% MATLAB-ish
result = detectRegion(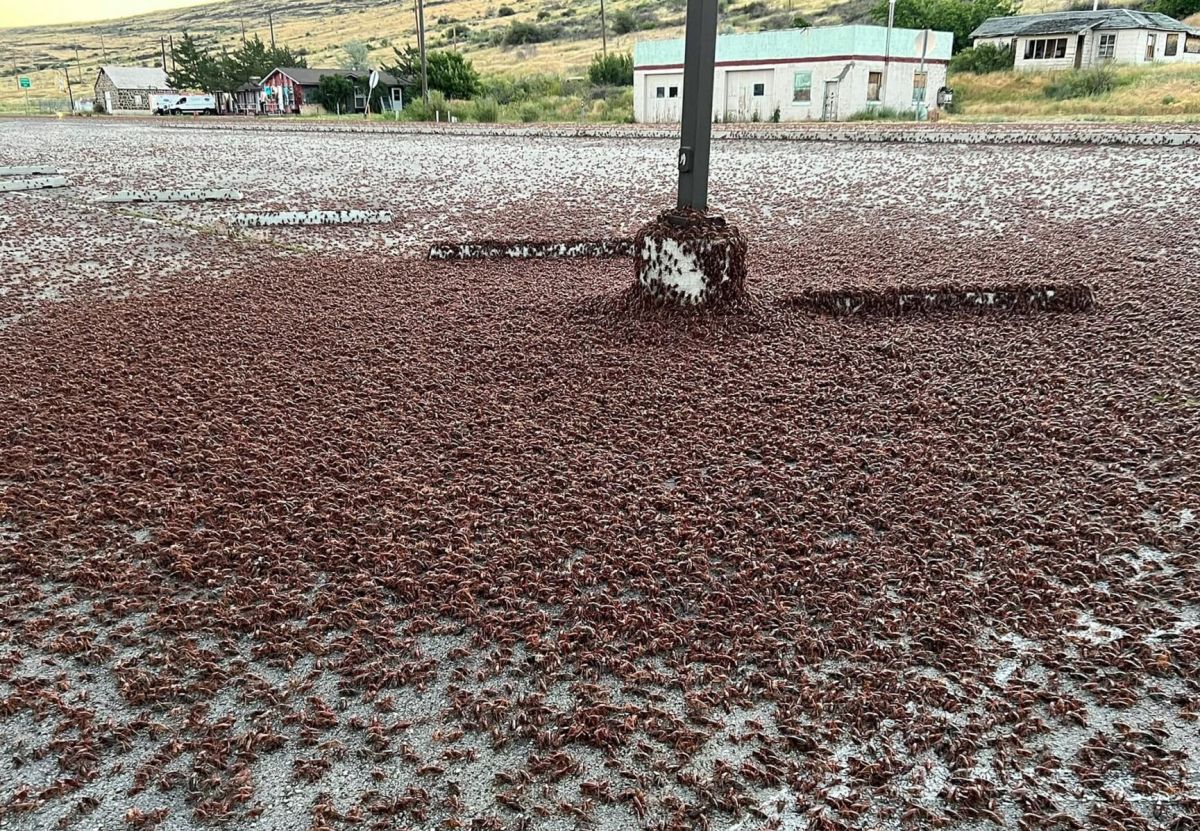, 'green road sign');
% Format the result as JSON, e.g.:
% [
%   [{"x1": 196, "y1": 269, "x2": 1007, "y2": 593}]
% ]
[{"x1": 18, "y1": 77, "x2": 31, "y2": 89}]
